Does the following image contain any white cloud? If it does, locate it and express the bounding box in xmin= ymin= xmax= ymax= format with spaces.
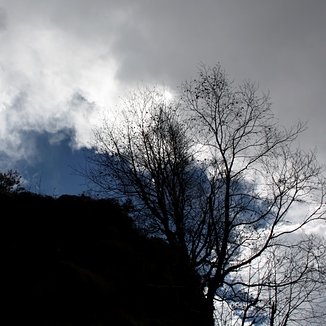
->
xmin=0 ymin=4 xmax=121 ymax=163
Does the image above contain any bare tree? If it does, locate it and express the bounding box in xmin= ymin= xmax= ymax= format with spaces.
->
xmin=179 ymin=64 xmax=325 ymax=321
xmin=80 ymin=65 xmax=326 ymax=325
xmin=84 ymin=86 xmax=201 ymax=249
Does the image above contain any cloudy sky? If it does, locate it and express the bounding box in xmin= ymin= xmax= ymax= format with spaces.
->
xmin=0 ymin=0 xmax=325 ymax=195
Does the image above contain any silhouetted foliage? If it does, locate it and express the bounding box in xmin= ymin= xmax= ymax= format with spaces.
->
xmin=0 ymin=169 xmax=23 ymax=193
xmin=3 ymin=192 xmax=208 ymax=326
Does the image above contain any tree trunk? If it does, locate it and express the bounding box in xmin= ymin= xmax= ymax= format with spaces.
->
xmin=203 ymin=298 xmax=216 ymax=326
xmin=270 ymin=302 xmax=276 ymax=326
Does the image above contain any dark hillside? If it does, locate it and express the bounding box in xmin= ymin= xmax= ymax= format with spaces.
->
xmin=2 ymin=192 xmax=206 ymax=326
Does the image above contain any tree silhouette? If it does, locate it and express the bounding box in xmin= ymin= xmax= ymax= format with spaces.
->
xmin=80 ymin=64 xmax=326 ymax=325
xmin=0 ymin=169 xmax=23 ymax=194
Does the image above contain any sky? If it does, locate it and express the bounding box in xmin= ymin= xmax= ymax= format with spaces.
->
xmin=0 ymin=0 xmax=325 ymax=196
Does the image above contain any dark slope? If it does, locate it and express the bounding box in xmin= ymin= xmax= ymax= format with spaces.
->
xmin=2 ymin=192 xmax=206 ymax=326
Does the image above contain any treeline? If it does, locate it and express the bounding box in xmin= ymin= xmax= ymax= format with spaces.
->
xmin=3 ymin=192 xmax=207 ymax=326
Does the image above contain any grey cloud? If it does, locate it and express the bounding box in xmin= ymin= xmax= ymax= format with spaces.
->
xmin=108 ymin=0 xmax=326 ymax=164
xmin=107 ymin=0 xmax=326 ymax=94
xmin=0 ymin=0 xmax=325 ymax=167
xmin=0 ymin=7 xmax=7 ymax=32
xmin=110 ymin=1 xmax=225 ymax=85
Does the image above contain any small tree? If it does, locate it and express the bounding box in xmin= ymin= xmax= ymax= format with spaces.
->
xmin=213 ymin=234 xmax=326 ymax=325
xmin=81 ymin=65 xmax=326 ymax=325
xmin=0 ymin=169 xmax=23 ymax=194
xmin=263 ymin=235 xmax=326 ymax=326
